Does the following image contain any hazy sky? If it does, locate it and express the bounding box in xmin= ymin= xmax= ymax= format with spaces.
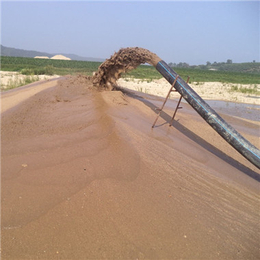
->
xmin=1 ymin=1 xmax=259 ymax=65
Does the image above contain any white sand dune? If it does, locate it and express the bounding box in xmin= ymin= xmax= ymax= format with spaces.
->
xmin=50 ymin=54 xmax=71 ymax=60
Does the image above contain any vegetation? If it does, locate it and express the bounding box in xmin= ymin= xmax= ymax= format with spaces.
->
xmin=169 ymin=60 xmax=260 ymax=74
xmin=229 ymin=84 xmax=260 ymax=95
xmin=208 ymin=62 xmax=260 ymax=74
xmin=1 ymin=56 xmax=101 ymax=76
xmin=167 ymin=60 xmax=260 ymax=84
xmin=3 ymin=75 xmax=41 ymax=91
xmin=123 ymin=66 xmax=260 ymax=84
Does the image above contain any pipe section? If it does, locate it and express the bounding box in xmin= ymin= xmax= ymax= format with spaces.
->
xmin=156 ymin=60 xmax=260 ymax=169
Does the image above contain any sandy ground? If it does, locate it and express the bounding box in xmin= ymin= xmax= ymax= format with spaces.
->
xmin=1 ymin=76 xmax=260 ymax=259
xmin=117 ymin=78 xmax=260 ymax=105
xmin=0 ymin=71 xmax=60 ymax=90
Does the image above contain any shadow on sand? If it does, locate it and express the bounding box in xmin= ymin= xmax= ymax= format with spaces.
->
xmin=119 ymin=88 xmax=260 ymax=182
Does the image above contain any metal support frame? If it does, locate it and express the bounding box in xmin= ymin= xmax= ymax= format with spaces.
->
xmin=152 ymin=76 xmax=190 ymax=128
xmin=169 ymin=76 xmax=190 ymax=126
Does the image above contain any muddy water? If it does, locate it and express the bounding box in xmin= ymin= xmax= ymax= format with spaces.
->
xmin=207 ymin=100 xmax=260 ymax=122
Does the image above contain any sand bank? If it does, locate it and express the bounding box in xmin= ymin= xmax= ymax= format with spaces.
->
xmin=1 ymin=76 xmax=260 ymax=259
xmin=117 ymin=78 xmax=260 ymax=105
xmin=0 ymin=71 xmax=60 ymax=91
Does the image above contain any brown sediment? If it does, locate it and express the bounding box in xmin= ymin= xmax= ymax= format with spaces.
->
xmin=92 ymin=47 xmax=161 ymax=90
xmin=1 ymin=75 xmax=260 ymax=259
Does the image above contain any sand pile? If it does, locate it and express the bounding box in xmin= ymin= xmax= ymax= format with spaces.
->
xmin=34 ymin=55 xmax=71 ymax=60
xmin=34 ymin=56 xmax=50 ymax=59
xmin=1 ymin=75 xmax=260 ymax=259
xmin=51 ymin=55 xmax=71 ymax=60
xmin=93 ymin=47 xmax=161 ymax=90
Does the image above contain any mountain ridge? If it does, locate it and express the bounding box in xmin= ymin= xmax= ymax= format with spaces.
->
xmin=0 ymin=45 xmax=105 ymax=62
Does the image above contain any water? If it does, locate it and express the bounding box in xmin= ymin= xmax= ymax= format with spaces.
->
xmin=122 ymin=89 xmax=259 ymax=122
xmin=207 ymin=100 xmax=260 ymax=122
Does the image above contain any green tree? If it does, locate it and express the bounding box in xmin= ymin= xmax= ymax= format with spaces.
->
xmin=227 ymin=59 xmax=232 ymax=64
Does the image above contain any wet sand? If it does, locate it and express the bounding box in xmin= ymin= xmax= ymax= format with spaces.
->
xmin=1 ymin=76 xmax=260 ymax=259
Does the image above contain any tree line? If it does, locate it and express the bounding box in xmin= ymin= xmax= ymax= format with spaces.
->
xmin=168 ymin=59 xmax=258 ymax=69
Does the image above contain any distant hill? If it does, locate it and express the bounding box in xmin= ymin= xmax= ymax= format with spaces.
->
xmin=1 ymin=45 xmax=51 ymax=59
xmin=0 ymin=45 xmax=104 ymax=62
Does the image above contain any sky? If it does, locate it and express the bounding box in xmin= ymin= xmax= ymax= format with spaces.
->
xmin=1 ymin=0 xmax=259 ymax=65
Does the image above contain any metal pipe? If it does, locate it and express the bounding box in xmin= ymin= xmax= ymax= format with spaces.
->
xmin=156 ymin=60 xmax=260 ymax=169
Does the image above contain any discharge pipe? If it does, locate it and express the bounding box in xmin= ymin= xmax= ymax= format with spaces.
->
xmin=93 ymin=47 xmax=260 ymax=169
xmin=155 ymin=60 xmax=260 ymax=169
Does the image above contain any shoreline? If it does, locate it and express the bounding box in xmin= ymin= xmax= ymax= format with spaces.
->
xmin=117 ymin=77 xmax=260 ymax=105
xmin=0 ymin=71 xmax=60 ymax=91
xmin=1 ymin=71 xmax=259 ymax=105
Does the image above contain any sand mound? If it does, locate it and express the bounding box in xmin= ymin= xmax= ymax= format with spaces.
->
xmin=1 ymin=76 xmax=259 ymax=259
xmin=92 ymin=47 xmax=161 ymax=90
xmin=34 ymin=56 xmax=49 ymax=59
xmin=51 ymin=55 xmax=71 ymax=60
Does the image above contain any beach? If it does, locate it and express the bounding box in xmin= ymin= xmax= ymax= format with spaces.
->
xmin=1 ymin=75 xmax=260 ymax=259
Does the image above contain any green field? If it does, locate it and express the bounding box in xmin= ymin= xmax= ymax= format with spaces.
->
xmin=1 ymin=56 xmax=101 ymax=76
xmin=125 ymin=66 xmax=260 ymax=84
xmin=1 ymin=56 xmax=260 ymax=84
